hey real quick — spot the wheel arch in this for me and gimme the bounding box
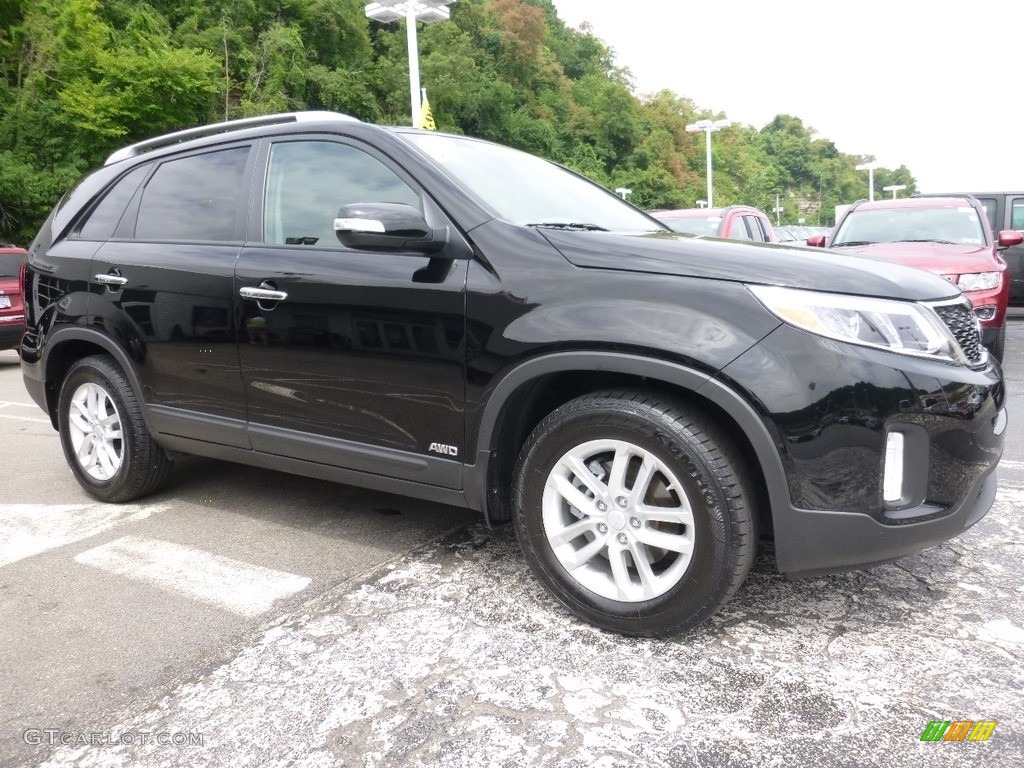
[466,352,790,541]
[39,327,150,431]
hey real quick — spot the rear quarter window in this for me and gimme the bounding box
[78,164,151,241]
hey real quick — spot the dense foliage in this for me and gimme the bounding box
[0,0,916,244]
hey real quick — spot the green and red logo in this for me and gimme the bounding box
[920,720,997,742]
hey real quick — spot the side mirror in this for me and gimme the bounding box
[334,203,448,254]
[807,234,827,248]
[996,230,1024,249]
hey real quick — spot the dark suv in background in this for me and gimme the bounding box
[938,192,1024,307]
[21,112,1006,637]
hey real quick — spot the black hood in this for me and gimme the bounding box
[541,230,962,303]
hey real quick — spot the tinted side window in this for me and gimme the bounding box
[136,147,250,242]
[728,216,752,240]
[975,198,997,229]
[79,164,150,241]
[263,141,419,246]
[746,215,768,242]
[1011,198,1024,230]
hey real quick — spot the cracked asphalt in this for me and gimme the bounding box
[37,505,1024,768]
[6,321,1024,767]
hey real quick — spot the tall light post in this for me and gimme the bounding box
[685,118,730,208]
[855,161,880,202]
[882,184,907,199]
[365,1,455,128]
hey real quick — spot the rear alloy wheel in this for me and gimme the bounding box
[514,391,757,637]
[67,381,125,482]
[58,355,173,502]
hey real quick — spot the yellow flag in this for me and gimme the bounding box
[420,93,436,131]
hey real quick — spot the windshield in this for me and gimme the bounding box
[658,217,721,236]
[832,206,986,247]
[402,133,665,233]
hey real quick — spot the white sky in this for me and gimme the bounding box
[550,0,1023,192]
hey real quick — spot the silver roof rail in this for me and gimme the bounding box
[104,111,359,165]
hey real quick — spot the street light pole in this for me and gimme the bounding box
[855,161,880,202]
[882,184,907,199]
[365,1,455,128]
[405,5,421,126]
[685,118,730,208]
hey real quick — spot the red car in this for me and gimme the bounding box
[651,205,777,243]
[809,196,1023,361]
[0,244,28,351]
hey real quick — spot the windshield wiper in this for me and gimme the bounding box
[833,240,875,246]
[893,239,956,245]
[526,221,609,231]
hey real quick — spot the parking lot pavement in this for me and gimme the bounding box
[6,321,1024,768]
[31,496,1024,768]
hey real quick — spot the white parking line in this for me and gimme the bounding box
[0,503,169,567]
[0,400,50,423]
[0,412,51,424]
[74,537,311,617]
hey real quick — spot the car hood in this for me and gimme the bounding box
[828,241,996,277]
[541,230,961,302]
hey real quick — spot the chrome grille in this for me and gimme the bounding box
[933,302,984,366]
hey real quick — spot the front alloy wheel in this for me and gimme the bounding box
[514,391,757,637]
[542,438,695,603]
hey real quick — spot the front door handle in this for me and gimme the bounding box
[94,273,128,287]
[239,286,288,302]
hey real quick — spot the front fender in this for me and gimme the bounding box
[463,351,793,536]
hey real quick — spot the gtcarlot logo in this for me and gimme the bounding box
[23,729,204,747]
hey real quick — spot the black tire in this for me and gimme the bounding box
[989,321,1006,363]
[57,355,173,502]
[513,390,757,637]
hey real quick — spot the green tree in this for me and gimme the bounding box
[0,0,918,243]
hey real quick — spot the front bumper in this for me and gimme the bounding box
[721,325,1005,575]
[776,466,997,577]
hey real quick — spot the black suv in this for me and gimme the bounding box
[21,112,1005,637]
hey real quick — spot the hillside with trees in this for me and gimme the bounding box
[0,0,916,244]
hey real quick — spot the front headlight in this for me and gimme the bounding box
[956,271,1001,291]
[750,285,960,361]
